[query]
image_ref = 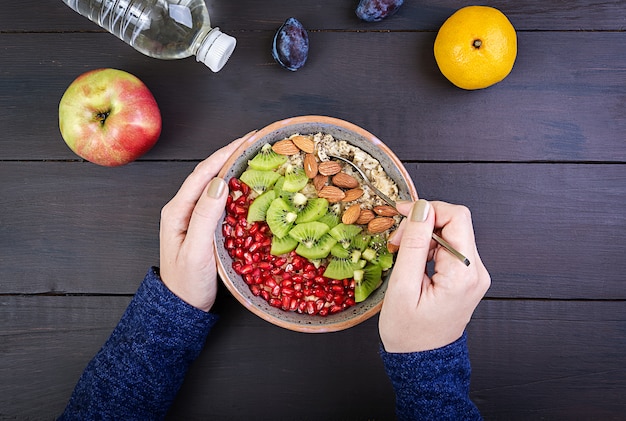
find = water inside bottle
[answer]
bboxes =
[63,0,213,60]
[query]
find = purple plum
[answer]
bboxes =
[272,17,309,71]
[356,0,404,22]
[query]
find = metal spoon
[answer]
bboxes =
[328,155,470,266]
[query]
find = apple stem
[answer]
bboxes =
[473,39,482,49]
[96,111,110,126]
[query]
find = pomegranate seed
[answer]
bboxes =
[329,305,343,314]
[258,261,272,270]
[315,299,325,312]
[229,178,241,191]
[244,236,253,249]
[241,182,250,195]
[240,264,253,275]
[318,307,329,317]
[331,285,344,294]
[306,301,316,315]
[251,285,261,296]
[269,298,282,308]
[271,285,281,297]
[261,290,270,301]
[282,296,291,311]
[225,215,237,226]
[249,223,259,235]
[345,298,356,307]
[298,301,306,313]
[289,298,298,311]
[282,287,295,296]
[232,261,243,274]
[313,289,326,299]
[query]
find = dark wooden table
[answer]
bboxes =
[2,1,625,419]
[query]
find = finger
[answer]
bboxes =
[430,201,477,257]
[387,200,434,297]
[183,177,229,260]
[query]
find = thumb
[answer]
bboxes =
[184,177,228,254]
[390,200,434,289]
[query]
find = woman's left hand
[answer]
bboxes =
[159,133,253,311]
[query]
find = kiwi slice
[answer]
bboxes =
[354,263,383,302]
[295,233,337,260]
[350,233,372,252]
[248,143,288,170]
[329,223,362,249]
[288,221,329,248]
[362,234,395,270]
[282,164,309,192]
[266,197,298,238]
[324,257,356,280]
[295,198,329,224]
[247,190,276,223]
[240,169,281,195]
[270,234,298,256]
[330,243,351,259]
[317,204,341,229]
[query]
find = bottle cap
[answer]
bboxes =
[196,28,237,72]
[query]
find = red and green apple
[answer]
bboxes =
[58,68,162,167]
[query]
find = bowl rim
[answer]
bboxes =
[214,115,418,332]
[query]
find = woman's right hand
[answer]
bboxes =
[379,200,491,353]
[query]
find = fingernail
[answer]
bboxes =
[410,199,430,222]
[206,178,226,199]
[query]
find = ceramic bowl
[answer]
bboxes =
[215,116,418,332]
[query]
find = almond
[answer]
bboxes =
[291,135,315,154]
[373,205,399,217]
[318,161,342,176]
[272,139,300,155]
[342,204,361,225]
[332,172,359,189]
[342,188,363,202]
[387,230,400,253]
[355,209,375,225]
[367,217,395,234]
[313,174,328,191]
[387,241,400,254]
[304,153,318,178]
[317,185,345,203]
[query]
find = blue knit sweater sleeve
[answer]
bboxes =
[59,267,218,421]
[380,333,482,421]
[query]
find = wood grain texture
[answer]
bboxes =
[1,0,625,419]
[1,32,624,162]
[3,1,626,32]
[1,296,624,420]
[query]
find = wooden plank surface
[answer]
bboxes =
[1,296,624,420]
[1,32,624,162]
[1,0,625,419]
[3,1,626,31]
[2,162,624,298]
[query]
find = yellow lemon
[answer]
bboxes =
[434,5,517,90]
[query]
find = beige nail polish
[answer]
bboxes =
[410,199,430,222]
[207,178,226,198]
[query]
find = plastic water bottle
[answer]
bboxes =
[61,0,236,72]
